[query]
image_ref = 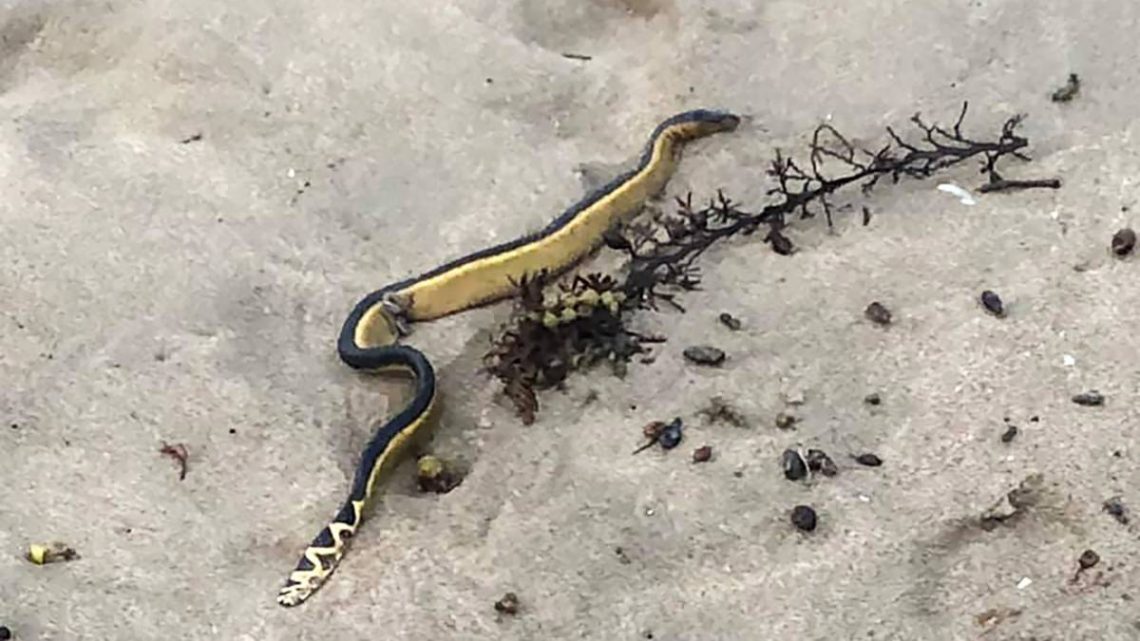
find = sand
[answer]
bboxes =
[2,0,1138,639]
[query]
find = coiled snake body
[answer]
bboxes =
[276,109,741,607]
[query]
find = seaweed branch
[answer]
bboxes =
[484,102,1052,421]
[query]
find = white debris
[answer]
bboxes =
[937,183,977,205]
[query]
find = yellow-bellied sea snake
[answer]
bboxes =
[276,108,741,607]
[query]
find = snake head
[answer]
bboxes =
[354,293,413,348]
[380,292,413,337]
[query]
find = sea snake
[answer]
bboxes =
[276,108,741,607]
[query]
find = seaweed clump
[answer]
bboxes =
[484,102,1053,422]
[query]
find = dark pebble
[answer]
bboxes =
[864,301,892,326]
[658,418,683,449]
[806,449,838,476]
[494,592,520,615]
[718,312,742,330]
[1072,390,1105,406]
[853,453,883,467]
[683,345,726,366]
[781,449,808,481]
[692,445,713,462]
[768,228,794,255]
[1050,73,1080,102]
[980,290,1005,317]
[863,393,882,406]
[790,505,818,532]
[1104,497,1129,524]
[775,412,797,429]
[1112,228,1136,256]
[0,626,9,640]
[1078,549,1100,570]
[1000,425,1019,443]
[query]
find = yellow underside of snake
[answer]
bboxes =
[275,108,741,607]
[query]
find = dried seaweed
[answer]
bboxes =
[484,103,1051,421]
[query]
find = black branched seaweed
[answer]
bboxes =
[484,103,1053,422]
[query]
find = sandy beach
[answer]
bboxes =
[2,0,1138,639]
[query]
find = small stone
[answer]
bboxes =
[1078,549,1100,570]
[790,505,817,531]
[1112,228,1137,256]
[806,449,838,476]
[775,412,797,429]
[658,418,683,449]
[980,290,1005,317]
[781,449,808,481]
[0,625,10,640]
[614,546,631,564]
[494,592,520,615]
[692,445,713,463]
[718,312,742,330]
[1072,390,1105,406]
[1000,424,1019,443]
[863,393,882,406]
[683,345,726,366]
[864,301,892,326]
[1104,496,1129,524]
[853,453,883,467]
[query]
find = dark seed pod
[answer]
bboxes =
[494,592,520,615]
[782,449,808,481]
[683,345,726,366]
[1078,549,1100,570]
[864,302,892,326]
[658,418,683,449]
[1103,497,1129,524]
[980,290,1005,317]
[692,445,713,462]
[790,505,817,531]
[806,449,838,476]
[1112,228,1136,256]
[768,229,794,255]
[1072,390,1105,406]
[718,312,742,330]
[853,453,883,467]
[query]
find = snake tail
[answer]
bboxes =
[276,346,435,607]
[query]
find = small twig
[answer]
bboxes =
[978,177,1062,193]
[160,442,189,480]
